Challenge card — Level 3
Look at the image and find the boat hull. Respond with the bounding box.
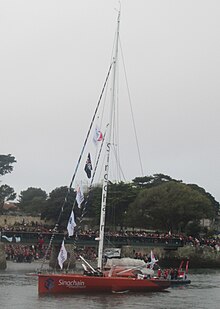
[170,279,191,286]
[38,273,170,294]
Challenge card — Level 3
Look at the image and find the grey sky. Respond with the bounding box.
[1,0,220,203]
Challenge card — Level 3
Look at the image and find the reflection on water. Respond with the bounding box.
[1,262,220,309]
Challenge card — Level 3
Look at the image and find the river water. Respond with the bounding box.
[0,262,220,309]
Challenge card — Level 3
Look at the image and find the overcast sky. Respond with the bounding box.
[1,0,220,203]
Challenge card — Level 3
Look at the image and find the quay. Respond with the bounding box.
[0,230,184,248]
[1,231,220,269]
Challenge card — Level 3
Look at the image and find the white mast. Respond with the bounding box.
[97,11,121,270]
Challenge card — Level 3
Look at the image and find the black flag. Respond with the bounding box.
[84,153,92,178]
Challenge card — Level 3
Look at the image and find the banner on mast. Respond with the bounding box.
[84,153,92,179]
[67,210,76,237]
[76,185,84,208]
[150,250,158,269]
[93,126,103,145]
[58,240,67,269]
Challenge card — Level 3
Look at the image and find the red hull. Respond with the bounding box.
[38,273,170,294]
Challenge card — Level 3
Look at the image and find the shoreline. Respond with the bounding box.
[1,260,48,272]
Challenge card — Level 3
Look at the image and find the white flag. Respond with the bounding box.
[67,210,76,237]
[76,185,84,208]
[150,250,158,269]
[93,125,103,145]
[58,240,67,269]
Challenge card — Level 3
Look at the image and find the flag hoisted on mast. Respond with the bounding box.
[75,185,84,208]
[58,240,67,269]
[93,125,103,145]
[150,250,158,269]
[67,210,76,237]
[84,153,93,178]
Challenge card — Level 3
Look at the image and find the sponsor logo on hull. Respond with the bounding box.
[58,279,86,289]
[44,278,55,290]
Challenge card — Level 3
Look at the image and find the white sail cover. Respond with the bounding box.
[105,257,154,276]
[105,258,146,267]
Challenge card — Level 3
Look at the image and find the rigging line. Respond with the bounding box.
[97,10,121,270]
[119,37,144,177]
[69,61,113,190]
[39,232,55,272]
[114,55,122,182]
[93,19,117,167]
[39,63,113,272]
[56,61,113,225]
[77,125,109,227]
[66,126,109,271]
[111,145,126,182]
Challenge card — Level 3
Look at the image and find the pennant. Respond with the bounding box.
[58,240,67,269]
[67,210,76,237]
[150,250,158,269]
[93,126,103,145]
[84,153,92,179]
[76,185,84,208]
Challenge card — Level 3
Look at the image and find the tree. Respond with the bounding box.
[84,184,102,223]
[132,174,181,189]
[106,182,139,229]
[0,154,16,176]
[18,187,47,214]
[84,182,139,229]
[188,183,220,214]
[0,154,17,213]
[125,181,216,232]
[41,186,76,226]
[0,184,16,213]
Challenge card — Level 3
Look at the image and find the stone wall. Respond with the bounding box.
[0,214,53,227]
[0,243,6,270]
[121,245,220,268]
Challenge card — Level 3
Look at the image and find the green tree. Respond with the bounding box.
[106,182,139,229]
[125,181,215,232]
[84,182,139,229]
[132,174,181,189]
[188,184,220,214]
[84,184,102,223]
[0,154,16,176]
[0,154,17,213]
[18,187,47,214]
[41,186,76,226]
[0,184,16,213]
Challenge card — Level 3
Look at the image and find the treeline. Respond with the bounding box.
[1,154,220,236]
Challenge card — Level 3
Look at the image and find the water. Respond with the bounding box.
[0,262,220,309]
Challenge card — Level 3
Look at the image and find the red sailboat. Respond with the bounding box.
[38,273,170,294]
[38,10,170,295]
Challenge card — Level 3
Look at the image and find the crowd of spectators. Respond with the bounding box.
[1,222,220,260]
[74,246,97,261]
[74,229,220,251]
[5,244,49,263]
[0,221,61,233]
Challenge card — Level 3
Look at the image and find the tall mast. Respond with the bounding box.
[97,11,121,270]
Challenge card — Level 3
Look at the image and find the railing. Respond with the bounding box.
[0,231,184,249]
